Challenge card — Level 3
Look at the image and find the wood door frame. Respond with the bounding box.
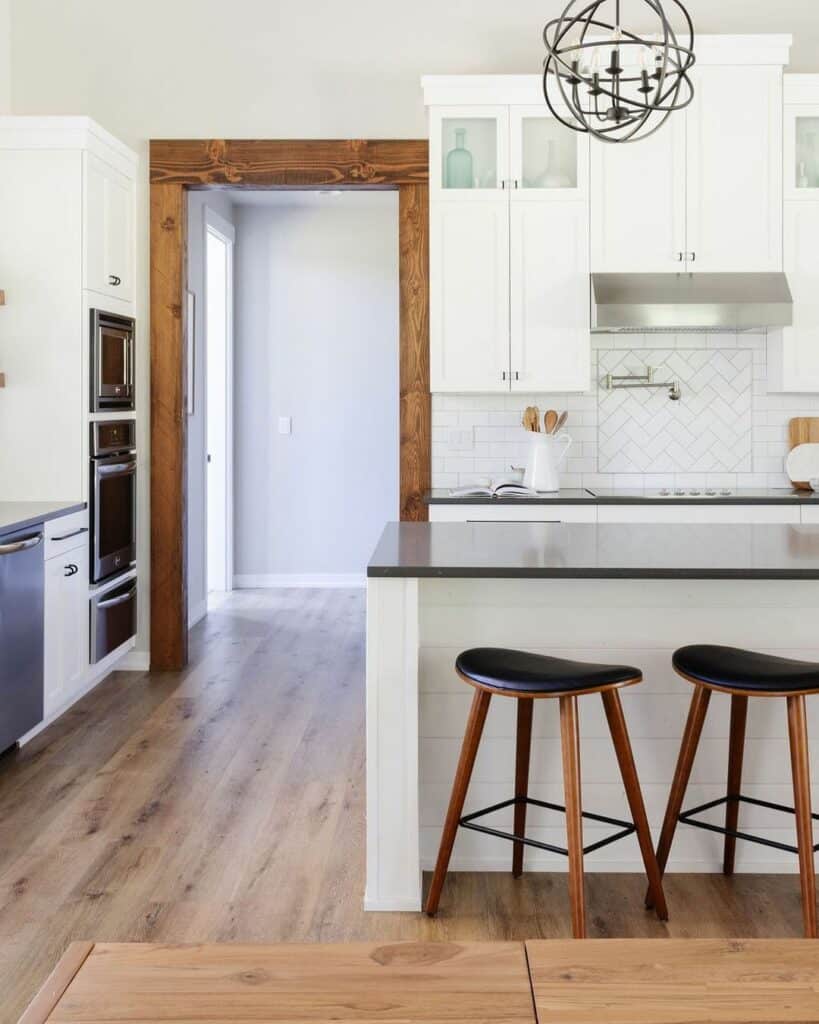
[149,139,430,670]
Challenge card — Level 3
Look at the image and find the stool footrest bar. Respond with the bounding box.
[679,793,819,855]
[459,796,636,857]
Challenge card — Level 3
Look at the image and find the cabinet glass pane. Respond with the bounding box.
[795,117,819,189]
[521,118,577,189]
[441,118,497,189]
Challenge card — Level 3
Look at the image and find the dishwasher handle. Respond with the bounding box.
[0,533,43,555]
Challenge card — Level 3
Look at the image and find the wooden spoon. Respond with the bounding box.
[554,410,568,434]
[544,409,559,435]
[522,406,540,432]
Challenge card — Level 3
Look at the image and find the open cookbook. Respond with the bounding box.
[448,477,537,498]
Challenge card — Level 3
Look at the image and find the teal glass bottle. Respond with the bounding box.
[445,128,473,189]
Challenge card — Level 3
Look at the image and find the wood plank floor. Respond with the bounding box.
[0,589,809,1024]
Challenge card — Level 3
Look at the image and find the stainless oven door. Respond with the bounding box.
[91,311,135,411]
[92,454,136,582]
[91,577,137,664]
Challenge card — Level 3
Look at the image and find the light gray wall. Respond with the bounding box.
[233,193,398,583]
[186,192,236,625]
[0,0,10,112]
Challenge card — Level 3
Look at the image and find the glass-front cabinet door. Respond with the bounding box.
[429,106,509,198]
[785,104,819,200]
[509,106,589,201]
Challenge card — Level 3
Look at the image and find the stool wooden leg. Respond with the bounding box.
[513,698,534,879]
[560,694,585,938]
[723,694,748,876]
[425,688,491,916]
[787,694,817,939]
[647,684,711,909]
[602,689,668,922]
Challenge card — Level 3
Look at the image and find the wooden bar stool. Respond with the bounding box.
[424,647,668,937]
[650,644,819,938]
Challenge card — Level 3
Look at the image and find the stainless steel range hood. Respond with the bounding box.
[591,272,793,333]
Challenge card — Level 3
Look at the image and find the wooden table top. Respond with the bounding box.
[20,941,536,1024]
[526,939,819,1024]
[21,939,819,1024]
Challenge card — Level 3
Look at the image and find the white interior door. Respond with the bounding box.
[205,209,235,594]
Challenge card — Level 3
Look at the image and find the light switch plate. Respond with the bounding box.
[449,428,473,451]
[278,416,292,435]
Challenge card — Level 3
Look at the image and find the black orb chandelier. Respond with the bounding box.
[543,0,695,143]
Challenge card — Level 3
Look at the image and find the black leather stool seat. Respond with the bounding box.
[674,644,819,693]
[456,647,641,695]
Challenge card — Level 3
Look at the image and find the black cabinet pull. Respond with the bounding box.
[108,274,122,286]
[64,563,79,577]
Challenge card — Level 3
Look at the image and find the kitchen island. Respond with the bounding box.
[365,521,819,911]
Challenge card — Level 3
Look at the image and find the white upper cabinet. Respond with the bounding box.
[592,61,784,273]
[784,76,819,200]
[85,152,136,302]
[686,65,782,272]
[510,200,590,392]
[591,116,686,272]
[425,79,591,393]
[430,199,510,392]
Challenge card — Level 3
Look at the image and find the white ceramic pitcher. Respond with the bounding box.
[523,432,573,493]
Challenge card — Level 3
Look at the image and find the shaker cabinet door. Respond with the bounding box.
[686,65,782,272]
[510,200,590,393]
[590,115,686,272]
[44,543,90,717]
[84,153,135,302]
[430,199,510,392]
[771,201,819,392]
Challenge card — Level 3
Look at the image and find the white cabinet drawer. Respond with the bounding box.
[803,506,819,524]
[45,509,89,559]
[597,505,801,525]
[428,504,597,523]
[44,539,89,717]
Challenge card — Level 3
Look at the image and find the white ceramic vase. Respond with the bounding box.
[523,432,572,493]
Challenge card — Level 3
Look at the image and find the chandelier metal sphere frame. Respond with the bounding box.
[543,0,696,143]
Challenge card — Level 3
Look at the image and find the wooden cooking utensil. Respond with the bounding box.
[522,406,539,432]
[554,410,568,433]
[788,417,819,490]
[544,409,559,435]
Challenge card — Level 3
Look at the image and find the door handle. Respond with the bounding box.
[688,252,696,262]
[676,252,684,262]
[0,533,43,555]
[98,462,136,476]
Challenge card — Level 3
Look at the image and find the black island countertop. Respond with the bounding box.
[0,501,86,538]
[368,521,819,580]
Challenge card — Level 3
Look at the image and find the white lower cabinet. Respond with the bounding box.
[597,505,801,525]
[44,541,89,717]
[803,506,819,524]
[428,505,597,523]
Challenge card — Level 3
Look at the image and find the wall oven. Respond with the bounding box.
[90,420,136,583]
[91,575,137,664]
[91,309,136,412]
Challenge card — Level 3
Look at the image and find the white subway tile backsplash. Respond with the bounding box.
[430,333,819,490]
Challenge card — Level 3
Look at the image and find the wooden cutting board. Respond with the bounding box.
[789,417,819,489]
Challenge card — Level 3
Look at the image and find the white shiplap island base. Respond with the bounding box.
[365,522,819,911]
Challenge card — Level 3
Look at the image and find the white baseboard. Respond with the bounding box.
[233,573,365,589]
[188,599,208,628]
[117,649,150,671]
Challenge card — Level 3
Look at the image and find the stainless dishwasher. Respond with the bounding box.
[0,526,44,753]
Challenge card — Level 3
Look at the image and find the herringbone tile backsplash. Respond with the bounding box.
[598,348,753,473]
[431,333,819,491]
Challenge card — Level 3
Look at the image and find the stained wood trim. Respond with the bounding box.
[150,139,428,187]
[399,184,430,522]
[150,183,188,671]
[149,140,429,669]
[18,941,95,1024]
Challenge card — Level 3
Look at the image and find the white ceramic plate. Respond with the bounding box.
[785,443,819,484]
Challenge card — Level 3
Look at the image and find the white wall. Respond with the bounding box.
[0,0,10,113]
[233,192,398,585]
[186,192,236,627]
